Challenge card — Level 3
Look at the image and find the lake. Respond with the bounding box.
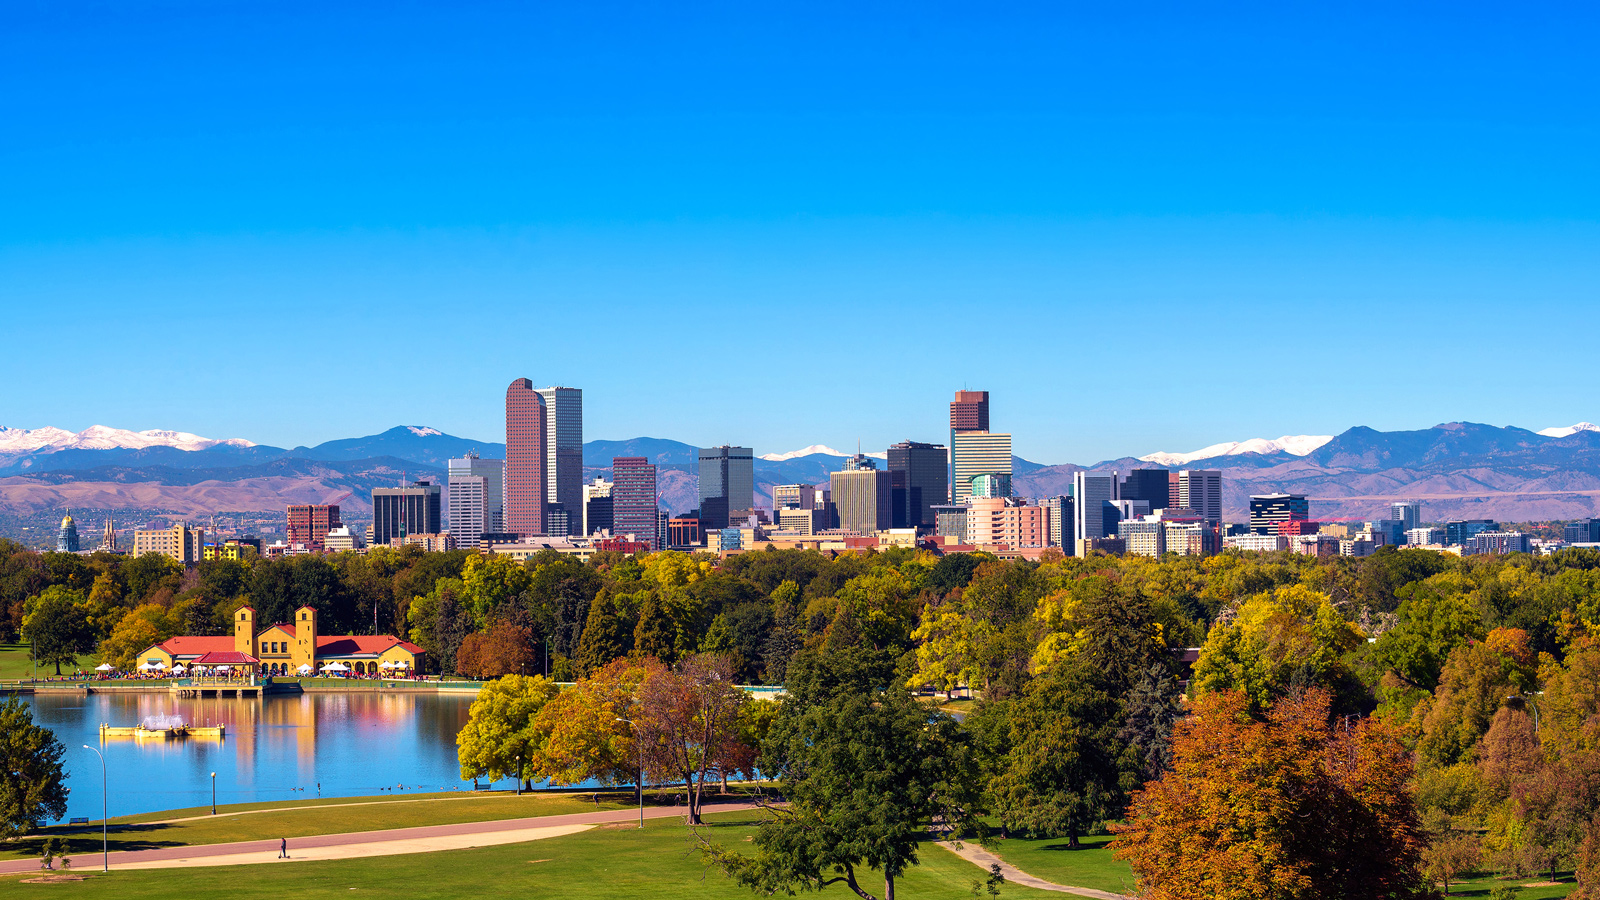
[24,691,490,821]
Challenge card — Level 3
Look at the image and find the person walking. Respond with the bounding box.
[279,838,287,859]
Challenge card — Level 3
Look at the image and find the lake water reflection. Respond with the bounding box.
[25,691,482,821]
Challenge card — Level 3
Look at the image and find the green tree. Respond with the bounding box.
[1374,588,1484,691]
[1119,663,1186,782]
[575,592,635,675]
[456,674,559,788]
[22,586,92,675]
[1190,584,1364,713]
[0,697,69,837]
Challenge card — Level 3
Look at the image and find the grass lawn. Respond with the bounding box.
[979,830,1137,895]
[2,812,1061,900]
[0,643,99,681]
[1,790,658,862]
[1443,870,1577,899]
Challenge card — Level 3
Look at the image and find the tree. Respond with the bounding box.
[1373,587,1484,691]
[455,618,536,678]
[713,650,979,900]
[1113,688,1427,900]
[532,658,648,788]
[0,698,69,837]
[636,653,747,824]
[1423,832,1481,896]
[22,586,92,675]
[1190,584,1365,714]
[575,591,635,675]
[97,603,178,670]
[456,675,558,788]
[1416,632,1535,771]
[1119,664,1186,783]
[990,659,1132,846]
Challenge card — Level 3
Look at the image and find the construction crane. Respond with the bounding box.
[322,490,353,506]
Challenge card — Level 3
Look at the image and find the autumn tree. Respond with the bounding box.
[97,603,179,670]
[456,674,558,788]
[455,618,536,679]
[1415,629,1537,771]
[1113,688,1427,900]
[637,653,747,824]
[1190,584,1365,714]
[22,586,92,675]
[531,658,648,790]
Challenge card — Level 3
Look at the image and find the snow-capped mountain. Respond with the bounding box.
[1538,422,1600,438]
[759,445,887,461]
[0,425,255,455]
[1138,434,1334,467]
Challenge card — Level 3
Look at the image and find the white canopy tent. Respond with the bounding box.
[136,662,159,671]
[320,662,349,673]
[95,663,113,672]
[296,664,314,675]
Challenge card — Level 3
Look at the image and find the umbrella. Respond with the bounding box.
[95,663,113,671]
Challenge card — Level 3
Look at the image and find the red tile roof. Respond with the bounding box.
[155,636,235,657]
[315,635,425,657]
[193,650,261,666]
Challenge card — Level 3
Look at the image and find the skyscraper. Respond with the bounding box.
[831,468,893,532]
[582,476,613,536]
[612,457,659,550]
[448,454,506,549]
[1120,469,1171,513]
[949,390,990,501]
[887,440,947,529]
[1390,500,1422,531]
[1072,471,1120,555]
[951,431,1012,504]
[373,480,443,546]
[505,378,547,537]
[287,504,342,553]
[536,387,583,536]
[1178,470,1224,525]
[1249,494,1309,535]
[698,445,753,530]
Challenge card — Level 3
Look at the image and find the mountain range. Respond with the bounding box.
[5,421,1600,524]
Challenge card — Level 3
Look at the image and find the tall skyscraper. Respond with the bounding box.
[831,468,893,533]
[698,445,753,530]
[951,431,1012,504]
[1178,470,1224,525]
[505,378,547,537]
[612,457,659,550]
[1072,471,1119,555]
[448,454,505,549]
[1249,493,1308,535]
[536,387,583,536]
[1390,500,1422,531]
[1120,469,1171,513]
[949,390,990,502]
[372,480,443,546]
[887,440,947,529]
[287,504,342,553]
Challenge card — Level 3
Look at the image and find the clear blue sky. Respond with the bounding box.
[3,2,1597,463]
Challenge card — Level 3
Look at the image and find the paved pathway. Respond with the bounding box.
[935,840,1133,900]
[1,802,756,875]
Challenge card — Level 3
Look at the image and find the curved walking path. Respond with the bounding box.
[0,802,757,875]
[936,840,1133,900]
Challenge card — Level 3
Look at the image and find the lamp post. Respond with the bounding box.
[616,717,643,829]
[81,744,108,872]
[211,772,216,815]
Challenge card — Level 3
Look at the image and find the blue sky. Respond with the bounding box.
[3,2,1597,463]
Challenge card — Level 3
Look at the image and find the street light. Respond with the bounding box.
[81,744,108,872]
[616,717,644,829]
[211,772,216,815]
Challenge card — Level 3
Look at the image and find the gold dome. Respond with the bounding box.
[60,511,74,528]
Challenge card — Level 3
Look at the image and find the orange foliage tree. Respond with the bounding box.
[1113,688,1427,900]
[455,619,537,679]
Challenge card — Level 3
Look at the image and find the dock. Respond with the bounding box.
[170,677,263,699]
[99,723,225,740]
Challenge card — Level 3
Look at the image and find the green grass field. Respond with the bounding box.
[3,812,1061,900]
[1444,870,1576,899]
[980,831,1136,894]
[0,643,100,681]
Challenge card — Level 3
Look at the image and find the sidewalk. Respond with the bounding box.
[1,802,756,875]
[935,840,1133,900]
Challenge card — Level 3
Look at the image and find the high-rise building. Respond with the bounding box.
[505,378,548,537]
[1178,470,1223,525]
[949,390,990,433]
[771,484,816,511]
[1390,501,1423,531]
[1249,494,1309,535]
[1120,469,1171,514]
[612,457,659,550]
[536,387,583,536]
[965,498,1048,548]
[1564,519,1600,543]
[57,511,79,553]
[1119,518,1166,558]
[952,431,1012,504]
[582,477,613,536]
[373,480,442,546]
[1038,495,1074,548]
[698,445,753,530]
[886,441,947,530]
[133,522,205,563]
[1407,526,1446,546]
[1445,519,1499,546]
[830,468,893,533]
[287,504,342,554]
[970,473,1012,499]
[1465,531,1532,556]
[448,454,505,550]
[1071,472,1119,554]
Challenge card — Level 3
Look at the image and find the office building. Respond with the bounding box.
[657,509,669,552]
[57,511,79,553]
[666,513,702,549]
[1390,501,1423,531]
[831,468,893,533]
[133,522,205,564]
[1294,535,1342,558]
[698,445,753,530]
[582,477,613,536]
[1120,469,1171,514]
[373,480,442,547]
[1178,470,1223,525]
[447,454,505,550]
[949,390,992,502]
[1225,533,1290,552]
[323,526,364,553]
[1564,519,1600,543]
[1118,518,1166,558]
[772,484,816,512]
[1038,495,1073,548]
[505,378,548,537]
[1407,526,1446,546]
[1366,519,1405,547]
[1445,519,1499,546]
[1165,521,1221,557]
[1249,494,1309,535]
[536,387,583,536]
[886,440,947,530]
[287,504,342,554]
[612,457,659,550]
[777,506,827,536]
[966,498,1047,549]
[970,473,1012,500]
[1465,531,1531,556]
[932,504,969,542]
[952,431,1012,504]
[1071,472,1119,555]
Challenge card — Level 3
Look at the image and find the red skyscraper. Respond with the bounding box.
[611,456,658,550]
[505,378,548,537]
[949,390,990,433]
[287,504,341,553]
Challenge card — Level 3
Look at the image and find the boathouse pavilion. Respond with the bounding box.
[137,605,425,676]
